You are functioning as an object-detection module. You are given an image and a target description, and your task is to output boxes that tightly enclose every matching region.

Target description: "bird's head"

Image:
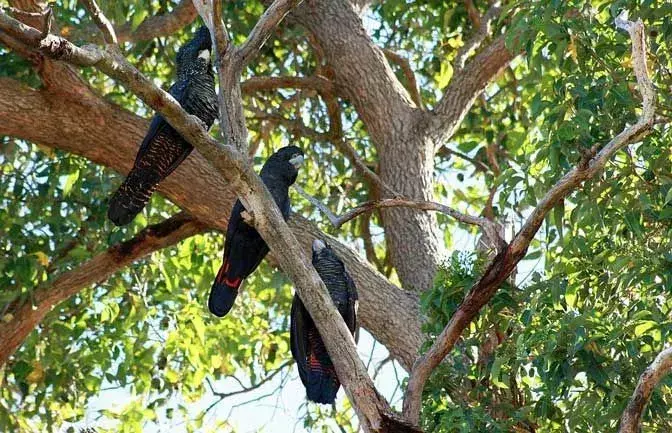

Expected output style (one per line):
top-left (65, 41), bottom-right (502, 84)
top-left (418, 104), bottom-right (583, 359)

top-left (260, 145), bottom-right (304, 185)
top-left (176, 25), bottom-right (212, 78)
top-left (313, 239), bottom-right (344, 268)
top-left (311, 239), bottom-right (333, 261)
top-left (312, 238), bottom-right (329, 252)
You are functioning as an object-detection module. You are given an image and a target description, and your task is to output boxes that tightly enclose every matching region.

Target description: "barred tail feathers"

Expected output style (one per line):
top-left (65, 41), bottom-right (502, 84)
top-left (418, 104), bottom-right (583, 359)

top-left (107, 169), bottom-right (160, 226)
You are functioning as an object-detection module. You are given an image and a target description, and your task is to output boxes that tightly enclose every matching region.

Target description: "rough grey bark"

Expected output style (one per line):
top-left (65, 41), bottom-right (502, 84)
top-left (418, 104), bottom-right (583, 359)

top-left (289, 0), bottom-right (443, 291)
top-left (619, 346), bottom-right (672, 433)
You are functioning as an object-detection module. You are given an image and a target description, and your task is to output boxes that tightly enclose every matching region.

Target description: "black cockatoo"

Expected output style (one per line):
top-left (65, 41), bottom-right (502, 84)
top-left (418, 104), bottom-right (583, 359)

top-left (290, 239), bottom-right (359, 405)
top-left (208, 146), bottom-right (305, 317)
top-left (108, 26), bottom-right (218, 226)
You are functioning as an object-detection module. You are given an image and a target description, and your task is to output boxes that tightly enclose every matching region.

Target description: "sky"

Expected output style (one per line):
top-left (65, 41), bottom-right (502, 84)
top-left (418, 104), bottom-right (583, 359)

top-left (71, 329), bottom-right (407, 433)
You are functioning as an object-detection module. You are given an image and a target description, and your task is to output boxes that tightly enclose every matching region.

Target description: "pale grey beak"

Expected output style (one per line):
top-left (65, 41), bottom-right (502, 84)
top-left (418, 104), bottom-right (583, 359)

top-left (289, 154), bottom-right (304, 168)
top-left (198, 49), bottom-right (210, 60)
top-left (312, 239), bottom-right (327, 253)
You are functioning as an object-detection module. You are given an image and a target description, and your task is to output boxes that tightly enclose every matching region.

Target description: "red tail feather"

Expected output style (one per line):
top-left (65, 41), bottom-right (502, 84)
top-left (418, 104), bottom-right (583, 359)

top-left (215, 260), bottom-right (242, 289)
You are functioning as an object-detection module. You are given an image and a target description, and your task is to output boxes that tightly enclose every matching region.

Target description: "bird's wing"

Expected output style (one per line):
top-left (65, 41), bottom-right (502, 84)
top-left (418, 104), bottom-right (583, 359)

top-left (180, 77), bottom-right (218, 127)
top-left (290, 295), bottom-right (310, 387)
top-left (223, 200), bottom-right (244, 259)
top-left (345, 271), bottom-right (360, 342)
top-left (134, 80), bottom-right (190, 170)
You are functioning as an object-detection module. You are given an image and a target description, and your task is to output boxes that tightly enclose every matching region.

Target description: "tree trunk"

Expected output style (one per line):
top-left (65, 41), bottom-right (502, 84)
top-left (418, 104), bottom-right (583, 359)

top-left (290, 0), bottom-right (442, 291)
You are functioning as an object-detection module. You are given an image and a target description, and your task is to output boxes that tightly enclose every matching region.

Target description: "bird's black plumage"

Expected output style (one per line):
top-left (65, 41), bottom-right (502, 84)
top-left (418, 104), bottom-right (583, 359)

top-left (208, 146), bottom-right (305, 317)
top-left (108, 26), bottom-right (218, 226)
top-left (290, 239), bottom-right (359, 405)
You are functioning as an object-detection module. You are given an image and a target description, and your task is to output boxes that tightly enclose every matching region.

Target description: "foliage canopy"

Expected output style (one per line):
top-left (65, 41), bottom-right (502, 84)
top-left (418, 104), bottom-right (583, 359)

top-left (1, 0), bottom-right (671, 432)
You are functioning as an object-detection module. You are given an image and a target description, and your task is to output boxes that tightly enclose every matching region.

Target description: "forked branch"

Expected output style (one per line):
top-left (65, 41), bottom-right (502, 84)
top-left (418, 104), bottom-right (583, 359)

top-left (402, 15), bottom-right (656, 426)
top-left (294, 185), bottom-right (505, 250)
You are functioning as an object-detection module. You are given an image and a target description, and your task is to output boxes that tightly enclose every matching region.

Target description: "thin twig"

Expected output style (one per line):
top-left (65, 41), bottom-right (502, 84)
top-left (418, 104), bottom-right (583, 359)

top-left (80, 0), bottom-right (117, 44)
top-left (372, 355), bottom-right (393, 381)
top-left (204, 361), bottom-right (291, 414)
top-left (322, 93), bottom-right (399, 197)
top-left (237, 0), bottom-right (302, 68)
top-left (294, 185), bottom-right (505, 249)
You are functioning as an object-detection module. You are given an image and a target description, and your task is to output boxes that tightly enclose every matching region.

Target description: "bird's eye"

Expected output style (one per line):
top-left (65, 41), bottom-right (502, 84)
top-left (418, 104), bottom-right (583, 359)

top-left (288, 154), bottom-right (305, 168)
top-left (198, 50), bottom-right (210, 60)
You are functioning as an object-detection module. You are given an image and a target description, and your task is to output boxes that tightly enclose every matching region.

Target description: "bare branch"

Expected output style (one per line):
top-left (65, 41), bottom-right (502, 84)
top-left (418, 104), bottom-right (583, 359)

top-left (80, 0), bottom-right (117, 44)
top-left (295, 185), bottom-right (505, 249)
top-left (241, 75), bottom-right (333, 94)
top-left (204, 360), bottom-right (292, 413)
top-left (0, 213), bottom-right (205, 367)
top-left (383, 49), bottom-right (424, 109)
top-left (403, 16), bottom-right (656, 425)
top-left (117, 0), bottom-right (197, 43)
top-left (454, 2), bottom-right (502, 72)
top-left (437, 145), bottom-right (491, 172)
top-left (3, 6), bottom-right (44, 19)
top-left (294, 185), bottom-right (341, 225)
top-left (432, 34), bottom-right (514, 147)
top-left (619, 346), bottom-right (672, 433)
top-left (0, 11), bottom-right (104, 65)
top-left (211, 0), bottom-right (231, 58)
top-left (237, 0), bottom-right (302, 68)
top-left (321, 93), bottom-right (399, 197)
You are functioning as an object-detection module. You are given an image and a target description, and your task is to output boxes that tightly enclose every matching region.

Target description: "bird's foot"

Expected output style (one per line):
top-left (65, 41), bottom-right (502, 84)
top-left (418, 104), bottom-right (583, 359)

top-left (241, 210), bottom-right (255, 226)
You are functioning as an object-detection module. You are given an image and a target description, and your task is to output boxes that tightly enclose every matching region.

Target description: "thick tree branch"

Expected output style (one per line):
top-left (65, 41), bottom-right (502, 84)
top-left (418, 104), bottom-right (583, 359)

top-left (402, 17), bottom-right (656, 425)
top-left (0, 11), bottom-right (404, 430)
top-left (295, 186), bottom-right (504, 249)
top-left (619, 346), bottom-right (672, 433)
top-left (454, 2), bottom-right (502, 72)
top-left (4, 1), bottom-right (94, 94)
top-left (0, 213), bottom-right (205, 367)
top-left (431, 35), bottom-right (514, 148)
